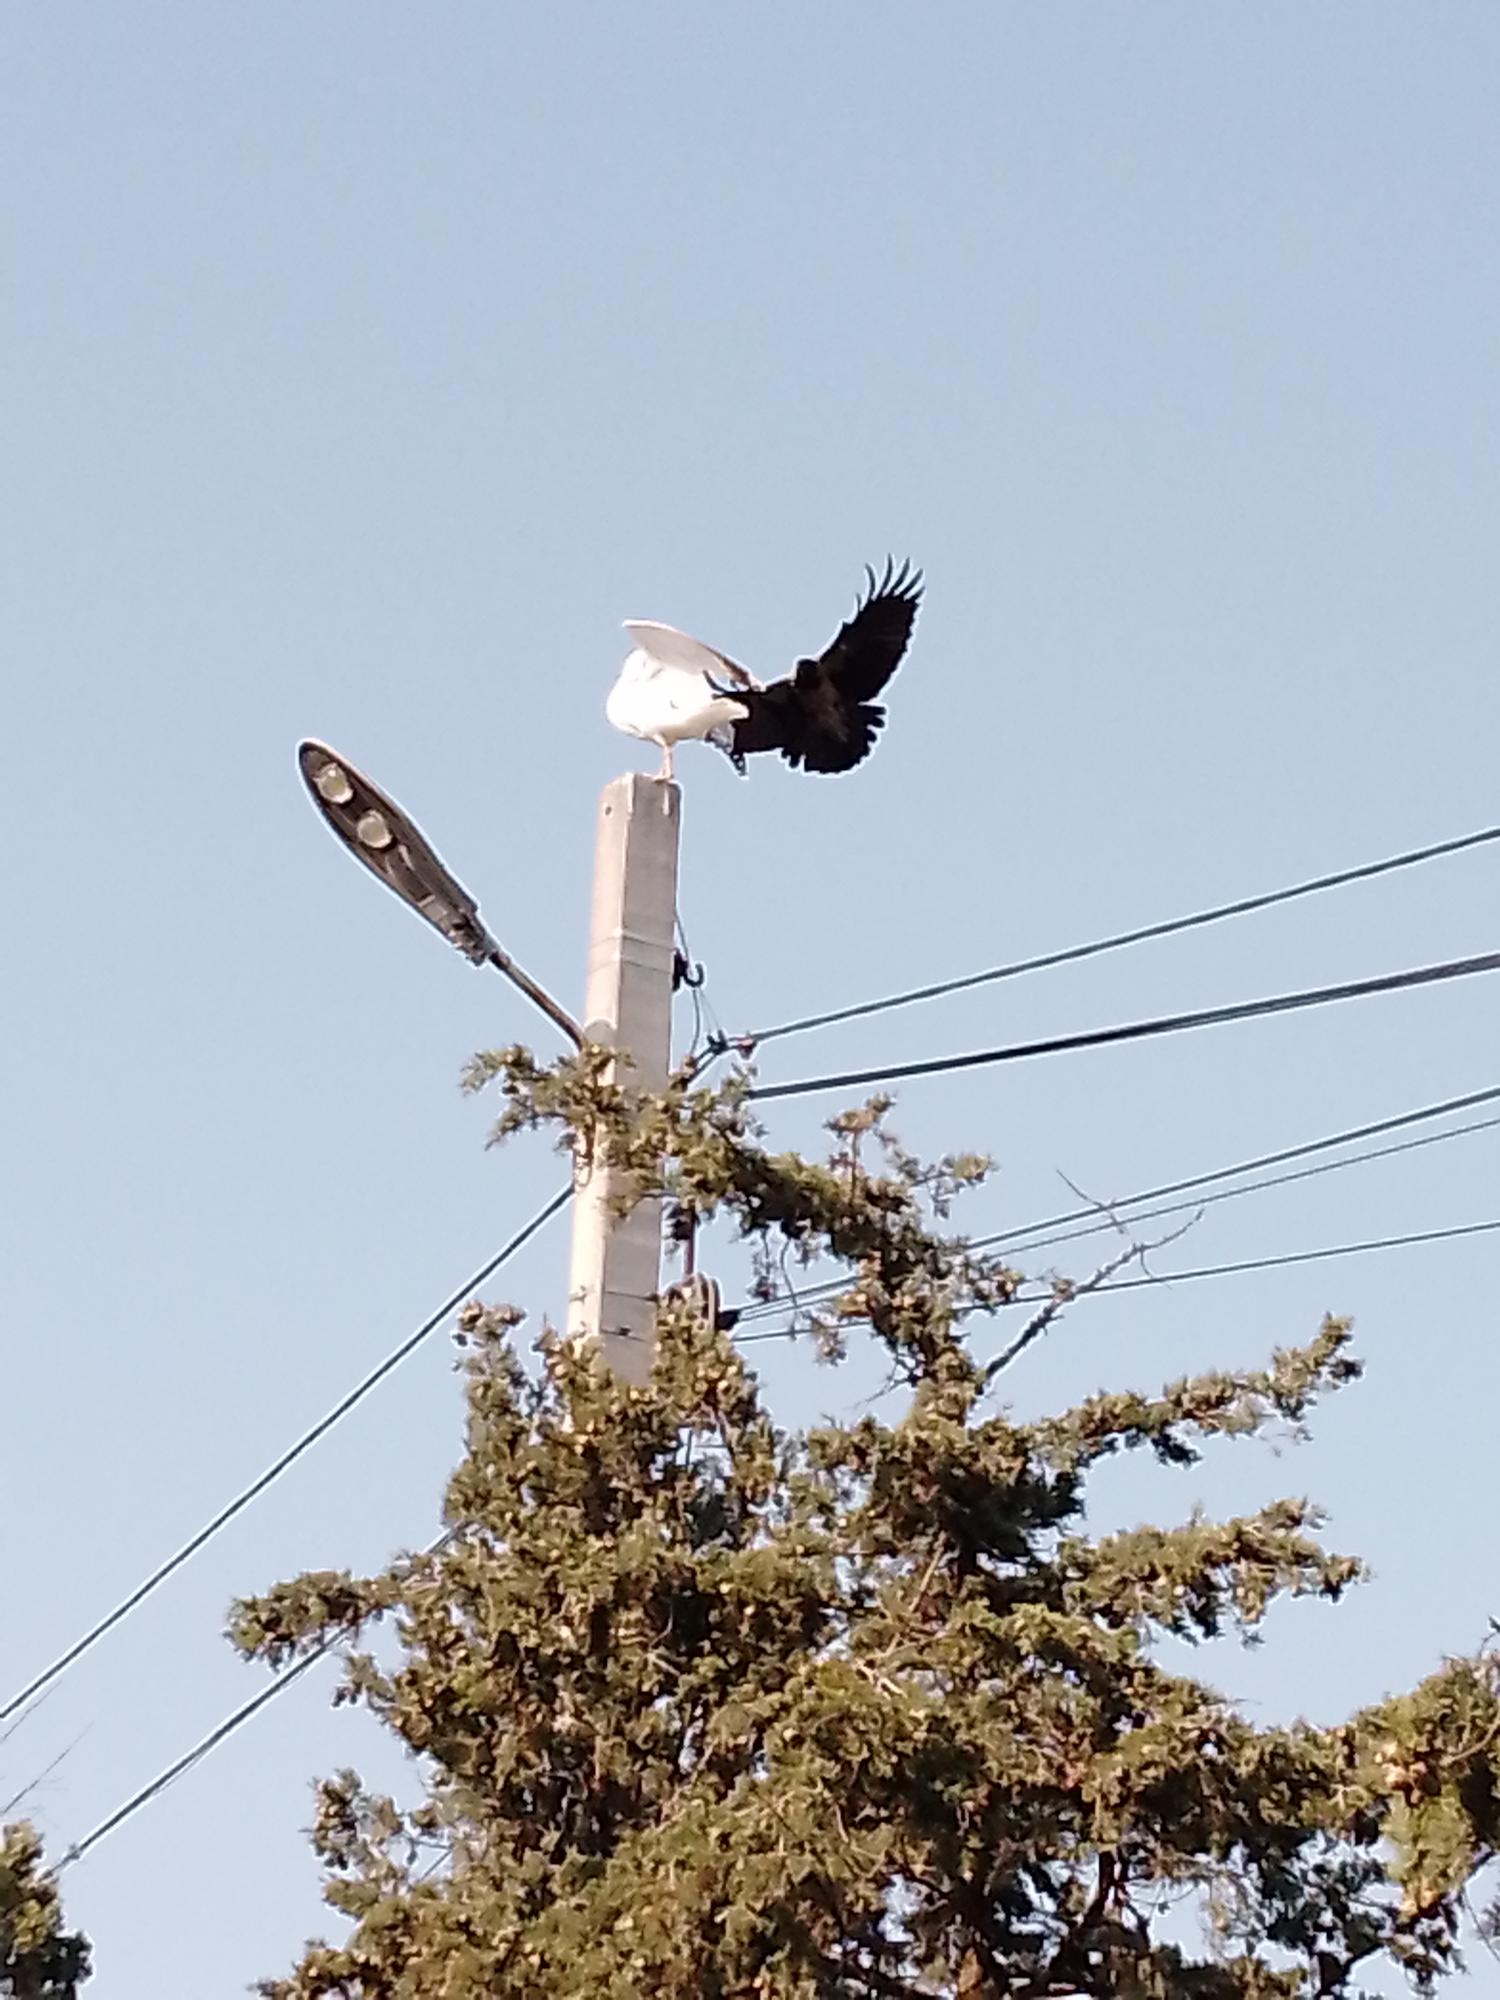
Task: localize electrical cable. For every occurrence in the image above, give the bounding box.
[734,1217,1500,1346]
[58,1645,332,1873]
[746,948,1500,1104]
[48,1132,1500,1859]
[60,1206,1500,1864]
[674,910,707,1064]
[976,1085,1500,1256]
[673,907,738,1089]
[54,1528,459,1874]
[736,822,1500,1049]
[731,1082,1500,1324]
[991,1111,1500,1263]
[0,1186,572,1725]
[1048,1217,1500,1295]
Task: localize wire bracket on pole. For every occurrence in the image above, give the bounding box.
[660,1271,738,1335]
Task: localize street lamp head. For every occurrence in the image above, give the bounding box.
[297,739,498,966]
[296,740,583,1046]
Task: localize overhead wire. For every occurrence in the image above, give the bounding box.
[730,1082,1500,1325]
[734,1217,1500,1347]
[42,905,1500,1857]
[735,821,1500,1049]
[55,1215,1500,1862]
[974,1083,1500,1257]
[0,1185,572,1726]
[26,828,1500,1817]
[54,1527,459,1874]
[976,1220,1500,1381]
[1045,1217,1500,1296]
[58,1644,332,1873]
[746,948,1500,1103]
[674,906,733,1074]
[674,910,708,1065]
[52,1217,1500,1867]
[987,1110,1500,1263]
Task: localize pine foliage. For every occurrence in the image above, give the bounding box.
[234,1053,1500,1997]
[0,1824,90,1999]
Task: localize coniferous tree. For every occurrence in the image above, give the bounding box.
[0,1823,90,1999]
[235,1051,1500,1997]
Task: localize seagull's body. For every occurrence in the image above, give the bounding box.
[606,559,922,781]
[605,623,750,782]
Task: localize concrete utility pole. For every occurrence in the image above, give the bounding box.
[566,773,681,1384]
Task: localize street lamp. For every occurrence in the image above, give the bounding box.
[297,739,582,1048]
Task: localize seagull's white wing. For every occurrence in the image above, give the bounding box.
[623,620,756,689]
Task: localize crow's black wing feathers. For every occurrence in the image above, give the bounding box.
[726,558,922,774]
[729,681,799,755]
[811,556,923,702]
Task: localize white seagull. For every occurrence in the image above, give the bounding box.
[605,559,922,782]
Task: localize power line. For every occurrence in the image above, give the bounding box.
[675,911,708,1064]
[56,1206,1500,1867]
[735,822,1500,1049]
[58,1645,331,1873]
[735,1216,1500,1347]
[55,1528,458,1875]
[975,1083,1500,1257]
[736,1080,1500,1328]
[49,1186,1500,1866]
[994,1111,1500,1262]
[675,906,730,1070]
[977,1220,1500,1381]
[1059,1217,1500,1295]
[0,1186,572,1726]
[747,949,1500,1104]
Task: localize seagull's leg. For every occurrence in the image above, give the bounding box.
[658,739,675,783]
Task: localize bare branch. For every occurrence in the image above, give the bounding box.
[981,1215,1200,1390]
[981,1240,1146,1388]
[0,1688,56,1751]
[1,1728,90,1819]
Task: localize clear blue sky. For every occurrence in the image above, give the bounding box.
[4,7,1498,1991]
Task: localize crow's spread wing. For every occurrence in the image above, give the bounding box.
[809,557,923,701]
